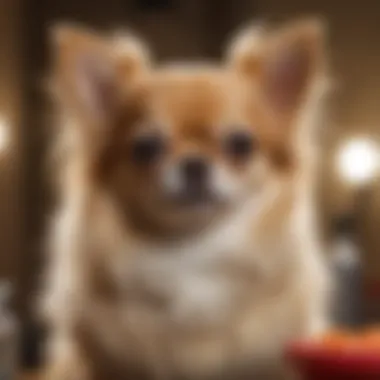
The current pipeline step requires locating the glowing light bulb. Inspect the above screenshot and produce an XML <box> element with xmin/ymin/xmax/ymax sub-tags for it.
<box><xmin>0</xmin><ymin>117</ymin><xmax>10</xmax><ymax>153</ymax></box>
<box><xmin>336</xmin><ymin>138</ymin><xmax>379</xmax><ymax>185</ymax></box>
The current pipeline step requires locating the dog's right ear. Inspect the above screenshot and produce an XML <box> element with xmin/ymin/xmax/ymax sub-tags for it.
<box><xmin>50</xmin><ymin>24</ymin><xmax>150</xmax><ymax>128</ymax></box>
<box><xmin>226</xmin><ymin>19</ymin><xmax>326</xmax><ymax>125</ymax></box>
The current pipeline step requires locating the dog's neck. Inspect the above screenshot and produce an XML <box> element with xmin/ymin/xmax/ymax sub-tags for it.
<box><xmin>123</xmin><ymin>201</ymin><xmax>233</xmax><ymax>244</ymax></box>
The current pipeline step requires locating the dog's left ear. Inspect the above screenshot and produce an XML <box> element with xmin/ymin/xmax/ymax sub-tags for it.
<box><xmin>50</xmin><ymin>25</ymin><xmax>150</xmax><ymax>129</ymax></box>
<box><xmin>226</xmin><ymin>19</ymin><xmax>326</xmax><ymax>122</ymax></box>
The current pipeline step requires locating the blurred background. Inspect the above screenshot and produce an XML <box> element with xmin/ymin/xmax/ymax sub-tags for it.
<box><xmin>0</xmin><ymin>0</ymin><xmax>380</xmax><ymax>374</ymax></box>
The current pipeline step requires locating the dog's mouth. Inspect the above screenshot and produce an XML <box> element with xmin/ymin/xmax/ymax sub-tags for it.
<box><xmin>168</xmin><ymin>187</ymin><xmax>222</xmax><ymax>208</ymax></box>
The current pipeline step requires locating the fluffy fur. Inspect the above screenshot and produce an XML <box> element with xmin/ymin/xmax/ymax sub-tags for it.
<box><xmin>42</xmin><ymin>19</ymin><xmax>331</xmax><ymax>380</ymax></box>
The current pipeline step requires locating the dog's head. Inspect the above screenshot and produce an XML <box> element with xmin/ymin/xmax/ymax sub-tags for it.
<box><xmin>52</xmin><ymin>20</ymin><xmax>326</xmax><ymax>237</ymax></box>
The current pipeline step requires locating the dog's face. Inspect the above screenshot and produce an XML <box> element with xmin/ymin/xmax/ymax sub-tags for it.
<box><xmin>53</xmin><ymin>21</ymin><xmax>324</xmax><ymax>236</ymax></box>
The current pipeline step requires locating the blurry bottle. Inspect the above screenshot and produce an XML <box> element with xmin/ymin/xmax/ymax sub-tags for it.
<box><xmin>0</xmin><ymin>282</ymin><xmax>18</xmax><ymax>379</ymax></box>
<box><xmin>330</xmin><ymin>215</ymin><xmax>363</xmax><ymax>328</ymax></box>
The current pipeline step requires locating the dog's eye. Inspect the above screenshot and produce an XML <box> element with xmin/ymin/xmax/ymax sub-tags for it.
<box><xmin>224</xmin><ymin>131</ymin><xmax>257</xmax><ymax>160</ymax></box>
<box><xmin>131</xmin><ymin>134</ymin><xmax>165</xmax><ymax>164</ymax></box>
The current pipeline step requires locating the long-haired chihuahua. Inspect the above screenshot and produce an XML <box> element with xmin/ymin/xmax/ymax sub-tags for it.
<box><xmin>42</xmin><ymin>18</ymin><xmax>331</xmax><ymax>380</ymax></box>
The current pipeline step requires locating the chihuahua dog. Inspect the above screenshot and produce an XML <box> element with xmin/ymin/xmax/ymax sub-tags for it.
<box><xmin>42</xmin><ymin>19</ymin><xmax>331</xmax><ymax>380</ymax></box>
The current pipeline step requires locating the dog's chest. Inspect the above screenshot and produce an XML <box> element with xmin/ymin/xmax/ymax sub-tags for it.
<box><xmin>119</xmin><ymin>213</ymin><xmax>254</xmax><ymax>326</ymax></box>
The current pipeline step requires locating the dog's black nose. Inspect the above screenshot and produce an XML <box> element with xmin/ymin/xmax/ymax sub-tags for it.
<box><xmin>181</xmin><ymin>157</ymin><xmax>209</xmax><ymax>186</ymax></box>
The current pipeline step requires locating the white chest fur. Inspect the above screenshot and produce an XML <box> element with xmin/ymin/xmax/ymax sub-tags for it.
<box><xmin>113</xmin><ymin>200</ymin><xmax>264</xmax><ymax>327</ymax></box>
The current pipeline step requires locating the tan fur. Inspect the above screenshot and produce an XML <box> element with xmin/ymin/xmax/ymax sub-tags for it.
<box><xmin>42</xmin><ymin>19</ymin><xmax>331</xmax><ymax>380</ymax></box>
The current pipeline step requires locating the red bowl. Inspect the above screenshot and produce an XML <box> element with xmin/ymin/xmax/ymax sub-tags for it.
<box><xmin>285</xmin><ymin>340</ymin><xmax>380</xmax><ymax>380</ymax></box>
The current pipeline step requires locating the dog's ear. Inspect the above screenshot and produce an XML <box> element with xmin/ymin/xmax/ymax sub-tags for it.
<box><xmin>50</xmin><ymin>25</ymin><xmax>150</xmax><ymax>128</ymax></box>
<box><xmin>226</xmin><ymin>19</ymin><xmax>325</xmax><ymax>122</ymax></box>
